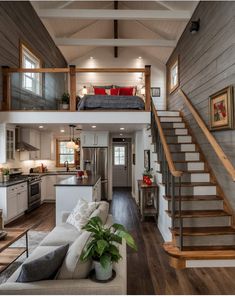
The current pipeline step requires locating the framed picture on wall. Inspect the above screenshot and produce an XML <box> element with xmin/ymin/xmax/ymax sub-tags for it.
<box><xmin>168</xmin><ymin>56</ymin><xmax>179</xmax><ymax>94</ymax></box>
<box><xmin>209</xmin><ymin>86</ymin><xmax>234</xmax><ymax>131</ymax></box>
<box><xmin>151</xmin><ymin>87</ymin><xmax>161</xmax><ymax>97</ymax></box>
<box><xmin>144</xmin><ymin>150</ymin><xmax>150</xmax><ymax>171</ymax></box>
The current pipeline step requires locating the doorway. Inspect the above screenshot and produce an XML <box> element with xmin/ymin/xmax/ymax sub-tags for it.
<box><xmin>112</xmin><ymin>138</ymin><xmax>132</xmax><ymax>188</ymax></box>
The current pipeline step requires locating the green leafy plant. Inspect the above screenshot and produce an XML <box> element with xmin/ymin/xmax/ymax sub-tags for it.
<box><xmin>143</xmin><ymin>168</ymin><xmax>153</xmax><ymax>178</ymax></box>
<box><xmin>61</xmin><ymin>92</ymin><xmax>70</xmax><ymax>104</ymax></box>
<box><xmin>80</xmin><ymin>216</ymin><xmax>137</xmax><ymax>268</ymax></box>
<box><xmin>2</xmin><ymin>168</ymin><xmax>9</xmax><ymax>176</ymax></box>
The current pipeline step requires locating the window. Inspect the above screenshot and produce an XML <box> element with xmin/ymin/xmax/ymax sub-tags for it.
<box><xmin>114</xmin><ymin>146</ymin><xmax>125</xmax><ymax>165</ymax></box>
<box><xmin>169</xmin><ymin>56</ymin><xmax>179</xmax><ymax>94</ymax></box>
<box><xmin>56</xmin><ymin>140</ymin><xmax>77</xmax><ymax>167</ymax></box>
<box><xmin>20</xmin><ymin>43</ymin><xmax>42</xmax><ymax>95</ymax></box>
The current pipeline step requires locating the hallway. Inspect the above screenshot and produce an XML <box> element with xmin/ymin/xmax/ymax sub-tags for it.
<box><xmin>111</xmin><ymin>188</ymin><xmax>235</xmax><ymax>295</ymax></box>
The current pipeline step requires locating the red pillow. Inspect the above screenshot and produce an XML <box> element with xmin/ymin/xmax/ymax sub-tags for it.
<box><xmin>94</xmin><ymin>88</ymin><xmax>106</xmax><ymax>95</ymax></box>
<box><xmin>119</xmin><ymin>87</ymin><xmax>134</xmax><ymax>96</ymax></box>
<box><xmin>110</xmin><ymin>88</ymin><xmax>119</xmax><ymax>95</ymax></box>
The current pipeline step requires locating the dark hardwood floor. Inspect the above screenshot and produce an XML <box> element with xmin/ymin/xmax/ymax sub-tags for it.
<box><xmin>6</xmin><ymin>189</ymin><xmax>235</xmax><ymax>295</ymax></box>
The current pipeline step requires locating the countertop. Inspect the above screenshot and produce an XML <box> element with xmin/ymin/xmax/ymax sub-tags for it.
<box><xmin>0</xmin><ymin>179</ymin><xmax>28</xmax><ymax>188</ymax></box>
<box><xmin>54</xmin><ymin>175</ymin><xmax>101</xmax><ymax>187</ymax></box>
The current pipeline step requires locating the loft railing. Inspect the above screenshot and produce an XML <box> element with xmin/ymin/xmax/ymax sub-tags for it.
<box><xmin>1</xmin><ymin>65</ymin><xmax>151</xmax><ymax>112</ymax></box>
<box><xmin>151</xmin><ymin>101</ymin><xmax>184</xmax><ymax>250</ymax></box>
<box><xmin>179</xmin><ymin>89</ymin><xmax>235</xmax><ymax>182</ymax></box>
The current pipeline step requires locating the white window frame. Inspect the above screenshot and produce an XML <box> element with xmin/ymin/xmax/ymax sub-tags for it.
<box><xmin>114</xmin><ymin>145</ymin><xmax>126</xmax><ymax>166</ymax></box>
<box><xmin>21</xmin><ymin>44</ymin><xmax>42</xmax><ymax>96</ymax></box>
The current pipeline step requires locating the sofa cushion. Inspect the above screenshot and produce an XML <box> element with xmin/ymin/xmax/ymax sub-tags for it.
<box><xmin>66</xmin><ymin>199</ymin><xmax>98</xmax><ymax>231</ymax></box>
<box><xmin>57</xmin><ymin>231</ymin><xmax>92</xmax><ymax>280</ymax></box>
<box><xmin>16</xmin><ymin>245</ymin><xmax>69</xmax><ymax>283</ymax></box>
<box><xmin>40</xmin><ymin>223</ymin><xmax>81</xmax><ymax>247</ymax></box>
<box><xmin>90</xmin><ymin>201</ymin><xmax>109</xmax><ymax>224</ymax></box>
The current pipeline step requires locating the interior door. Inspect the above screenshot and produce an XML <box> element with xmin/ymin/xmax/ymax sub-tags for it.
<box><xmin>112</xmin><ymin>144</ymin><xmax>128</xmax><ymax>187</ymax></box>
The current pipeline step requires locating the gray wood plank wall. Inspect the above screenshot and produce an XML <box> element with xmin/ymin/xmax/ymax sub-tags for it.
<box><xmin>167</xmin><ymin>2</ymin><xmax>235</xmax><ymax>209</ymax></box>
<box><xmin>0</xmin><ymin>1</ymin><xmax>67</xmax><ymax>105</ymax></box>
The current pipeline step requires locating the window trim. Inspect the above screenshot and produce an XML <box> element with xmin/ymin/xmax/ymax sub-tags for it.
<box><xmin>56</xmin><ymin>139</ymin><xmax>78</xmax><ymax>167</ymax></box>
<box><xmin>113</xmin><ymin>145</ymin><xmax>126</xmax><ymax>166</ymax></box>
<box><xmin>19</xmin><ymin>40</ymin><xmax>43</xmax><ymax>96</ymax></box>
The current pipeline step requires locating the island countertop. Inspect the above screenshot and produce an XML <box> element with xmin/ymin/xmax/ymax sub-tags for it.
<box><xmin>54</xmin><ymin>175</ymin><xmax>101</xmax><ymax>187</ymax></box>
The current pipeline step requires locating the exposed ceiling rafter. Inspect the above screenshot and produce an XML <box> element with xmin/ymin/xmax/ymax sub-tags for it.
<box><xmin>55</xmin><ymin>38</ymin><xmax>177</xmax><ymax>47</ymax></box>
<box><xmin>37</xmin><ymin>9</ymin><xmax>191</xmax><ymax>21</ymax></box>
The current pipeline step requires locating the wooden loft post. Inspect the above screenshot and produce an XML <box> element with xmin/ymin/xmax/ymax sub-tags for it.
<box><xmin>2</xmin><ymin>66</ymin><xmax>11</xmax><ymax>111</ymax></box>
<box><xmin>145</xmin><ymin>65</ymin><xmax>151</xmax><ymax>111</ymax></box>
<box><xmin>69</xmin><ymin>65</ymin><xmax>76</xmax><ymax>111</ymax></box>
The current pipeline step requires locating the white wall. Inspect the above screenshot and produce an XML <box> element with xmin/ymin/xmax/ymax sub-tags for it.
<box><xmin>71</xmin><ymin>47</ymin><xmax>166</xmax><ymax>110</ymax></box>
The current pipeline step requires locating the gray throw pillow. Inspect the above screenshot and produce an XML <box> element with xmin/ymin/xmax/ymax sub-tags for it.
<box><xmin>16</xmin><ymin>244</ymin><xmax>69</xmax><ymax>283</ymax></box>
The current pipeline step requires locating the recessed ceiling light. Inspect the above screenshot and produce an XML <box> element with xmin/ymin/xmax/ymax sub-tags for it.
<box><xmin>90</xmin><ymin>56</ymin><xmax>94</xmax><ymax>60</ymax></box>
<box><xmin>120</xmin><ymin>133</ymin><xmax>123</xmax><ymax>136</ymax></box>
<box><xmin>60</xmin><ymin>129</ymin><xmax>65</xmax><ymax>133</ymax></box>
<box><xmin>92</xmin><ymin>125</ymin><xmax>96</xmax><ymax>128</ymax></box>
<box><xmin>138</xmin><ymin>56</ymin><xmax>142</xmax><ymax>59</ymax></box>
<box><xmin>39</xmin><ymin>125</ymin><xmax>44</xmax><ymax>129</ymax></box>
<box><xmin>120</xmin><ymin>127</ymin><xmax>125</xmax><ymax>130</ymax></box>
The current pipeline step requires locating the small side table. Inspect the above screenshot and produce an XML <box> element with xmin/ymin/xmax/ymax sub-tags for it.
<box><xmin>137</xmin><ymin>180</ymin><xmax>159</xmax><ymax>222</ymax></box>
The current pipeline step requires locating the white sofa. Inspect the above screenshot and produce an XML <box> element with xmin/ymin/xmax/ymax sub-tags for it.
<box><xmin>0</xmin><ymin>202</ymin><xmax>127</xmax><ymax>295</ymax></box>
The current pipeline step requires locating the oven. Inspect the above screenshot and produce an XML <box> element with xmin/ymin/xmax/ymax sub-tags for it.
<box><xmin>28</xmin><ymin>177</ymin><xmax>41</xmax><ymax>212</ymax></box>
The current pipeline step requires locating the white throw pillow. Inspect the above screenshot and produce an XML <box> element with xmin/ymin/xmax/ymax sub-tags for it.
<box><xmin>66</xmin><ymin>199</ymin><xmax>97</xmax><ymax>231</ymax></box>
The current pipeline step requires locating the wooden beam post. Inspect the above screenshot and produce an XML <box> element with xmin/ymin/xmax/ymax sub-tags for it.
<box><xmin>2</xmin><ymin>66</ymin><xmax>11</xmax><ymax>111</ymax></box>
<box><xmin>114</xmin><ymin>1</ymin><xmax>118</xmax><ymax>58</ymax></box>
<box><xmin>145</xmin><ymin>65</ymin><xmax>151</xmax><ymax>111</ymax></box>
<box><xmin>69</xmin><ymin>65</ymin><xmax>76</xmax><ymax>111</ymax></box>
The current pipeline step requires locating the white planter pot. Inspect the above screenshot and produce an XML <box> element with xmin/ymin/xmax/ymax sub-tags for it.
<box><xmin>94</xmin><ymin>261</ymin><xmax>112</xmax><ymax>281</ymax></box>
<box><xmin>60</xmin><ymin>104</ymin><xmax>69</xmax><ymax>110</ymax></box>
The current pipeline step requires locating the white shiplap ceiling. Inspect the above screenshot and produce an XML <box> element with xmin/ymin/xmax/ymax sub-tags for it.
<box><xmin>32</xmin><ymin>1</ymin><xmax>198</xmax><ymax>64</ymax></box>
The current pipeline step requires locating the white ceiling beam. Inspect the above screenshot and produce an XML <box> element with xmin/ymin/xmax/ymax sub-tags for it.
<box><xmin>37</xmin><ymin>9</ymin><xmax>191</xmax><ymax>21</ymax></box>
<box><xmin>55</xmin><ymin>38</ymin><xmax>176</xmax><ymax>47</ymax></box>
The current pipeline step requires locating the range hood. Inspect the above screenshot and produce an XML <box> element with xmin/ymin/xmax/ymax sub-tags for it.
<box><xmin>15</xmin><ymin>127</ymin><xmax>39</xmax><ymax>152</ymax></box>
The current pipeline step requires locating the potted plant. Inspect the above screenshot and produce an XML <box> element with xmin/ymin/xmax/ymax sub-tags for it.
<box><xmin>61</xmin><ymin>92</ymin><xmax>70</xmax><ymax>110</ymax></box>
<box><xmin>143</xmin><ymin>168</ymin><xmax>153</xmax><ymax>185</ymax></box>
<box><xmin>80</xmin><ymin>216</ymin><xmax>137</xmax><ymax>281</ymax></box>
<box><xmin>2</xmin><ymin>168</ymin><xmax>10</xmax><ymax>182</ymax></box>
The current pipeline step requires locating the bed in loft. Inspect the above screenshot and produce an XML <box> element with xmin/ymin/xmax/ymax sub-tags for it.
<box><xmin>76</xmin><ymin>66</ymin><xmax>151</xmax><ymax>111</ymax></box>
<box><xmin>77</xmin><ymin>86</ymin><xmax>145</xmax><ymax>110</ymax></box>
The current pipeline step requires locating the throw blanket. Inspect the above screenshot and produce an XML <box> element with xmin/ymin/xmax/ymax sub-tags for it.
<box><xmin>77</xmin><ymin>95</ymin><xmax>145</xmax><ymax>110</ymax></box>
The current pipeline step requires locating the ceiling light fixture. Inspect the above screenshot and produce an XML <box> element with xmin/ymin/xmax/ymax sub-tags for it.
<box><xmin>92</xmin><ymin>125</ymin><xmax>96</xmax><ymax>128</ymax></box>
<box><xmin>60</xmin><ymin>129</ymin><xmax>65</xmax><ymax>133</ymax></box>
<box><xmin>190</xmin><ymin>19</ymin><xmax>200</xmax><ymax>34</ymax></box>
<box><xmin>90</xmin><ymin>56</ymin><xmax>94</xmax><ymax>60</ymax></box>
<box><xmin>120</xmin><ymin>133</ymin><xmax>123</xmax><ymax>136</ymax></box>
<box><xmin>120</xmin><ymin>127</ymin><xmax>125</xmax><ymax>130</ymax></box>
<box><xmin>138</xmin><ymin>56</ymin><xmax>142</xmax><ymax>59</ymax></box>
<box><xmin>66</xmin><ymin>125</ymin><xmax>76</xmax><ymax>149</ymax></box>
<box><xmin>39</xmin><ymin>125</ymin><xmax>44</xmax><ymax>129</ymax></box>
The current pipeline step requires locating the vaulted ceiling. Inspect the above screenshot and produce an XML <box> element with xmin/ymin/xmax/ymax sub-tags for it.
<box><xmin>32</xmin><ymin>1</ymin><xmax>198</xmax><ymax>64</ymax></box>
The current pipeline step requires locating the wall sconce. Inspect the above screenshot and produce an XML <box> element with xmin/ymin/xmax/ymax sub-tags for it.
<box><xmin>82</xmin><ymin>86</ymin><xmax>88</xmax><ymax>96</ymax></box>
<box><xmin>190</xmin><ymin>19</ymin><xmax>200</xmax><ymax>34</ymax></box>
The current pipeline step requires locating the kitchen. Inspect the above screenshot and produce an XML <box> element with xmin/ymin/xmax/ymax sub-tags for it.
<box><xmin>0</xmin><ymin>123</ymin><xmax>110</xmax><ymax>225</ymax></box>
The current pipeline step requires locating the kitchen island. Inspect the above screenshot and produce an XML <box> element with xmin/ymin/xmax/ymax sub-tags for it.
<box><xmin>55</xmin><ymin>175</ymin><xmax>101</xmax><ymax>225</ymax></box>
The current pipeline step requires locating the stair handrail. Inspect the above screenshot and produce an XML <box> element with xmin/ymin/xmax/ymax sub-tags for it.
<box><xmin>152</xmin><ymin>104</ymin><xmax>183</xmax><ymax>178</ymax></box>
<box><xmin>179</xmin><ymin>89</ymin><xmax>235</xmax><ymax>182</ymax></box>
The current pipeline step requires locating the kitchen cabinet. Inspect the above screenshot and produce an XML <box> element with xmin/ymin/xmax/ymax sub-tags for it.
<box><xmin>0</xmin><ymin>124</ymin><xmax>15</xmax><ymax>164</ymax></box>
<box><xmin>0</xmin><ymin>182</ymin><xmax>28</xmax><ymax>224</ymax></box>
<box><xmin>40</xmin><ymin>132</ymin><xmax>54</xmax><ymax>160</ymax></box>
<box><xmin>81</xmin><ymin>132</ymin><xmax>109</xmax><ymax>147</ymax></box>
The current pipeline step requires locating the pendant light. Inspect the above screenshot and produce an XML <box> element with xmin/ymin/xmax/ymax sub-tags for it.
<box><xmin>67</xmin><ymin>125</ymin><xmax>76</xmax><ymax>149</ymax></box>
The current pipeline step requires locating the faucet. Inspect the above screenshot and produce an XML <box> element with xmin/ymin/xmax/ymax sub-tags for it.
<box><xmin>64</xmin><ymin>161</ymin><xmax>69</xmax><ymax>172</ymax></box>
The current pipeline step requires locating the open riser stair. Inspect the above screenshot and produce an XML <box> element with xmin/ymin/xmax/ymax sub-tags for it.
<box><xmin>149</xmin><ymin>108</ymin><xmax>235</xmax><ymax>267</ymax></box>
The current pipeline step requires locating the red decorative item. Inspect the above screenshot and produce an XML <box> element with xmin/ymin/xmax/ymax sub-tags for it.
<box><xmin>145</xmin><ymin>178</ymin><xmax>152</xmax><ymax>186</ymax></box>
<box><xmin>94</xmin><ymin>88</ymin><xmax>106</xmax><ymax>95</ymax></box>
<box><xmin>119</xmin><ymin>87</ymin><xmax>134</xmax><ymax>96</ymax></box>
<box><xmin>110</xmin><ymin>88</ymin><xmax>120</xmax><ymax>95</ymax></box>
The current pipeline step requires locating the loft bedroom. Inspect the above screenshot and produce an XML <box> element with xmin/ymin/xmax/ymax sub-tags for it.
<box><xmin>0</xmin><ymin>0</ymin><xmax>197</xmax><ymax>120</ymax></box>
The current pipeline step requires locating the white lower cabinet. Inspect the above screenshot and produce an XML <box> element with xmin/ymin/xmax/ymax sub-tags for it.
<box><xmin>0</xmin><ymin>182</ymin><xmax>28</xmax><ymax>224</ymax></box>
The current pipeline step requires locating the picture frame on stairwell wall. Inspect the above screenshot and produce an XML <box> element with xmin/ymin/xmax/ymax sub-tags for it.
<box><xmin>168</xmin><ymin>55</ymin><xmax>180</xmax><ymax>94</ymax></box>
<box><xmin>151</xmin><ymin>87</ymin><xmax>161</xmax><ymax>97</ymax></box>
<box><xmin>144</xmin><ymin>150</ymin><xmax>150</xmax><ymax>171</ymax></box>
<box><xmin>209</xmin><ymin>86</ymin><xmax>234</xmax><ymax>131</ymax></box>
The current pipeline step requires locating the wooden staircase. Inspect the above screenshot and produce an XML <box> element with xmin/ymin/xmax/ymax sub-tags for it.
<box><xmin>151</xmin><ymin>110</ymin><xmax>235</xmax><ymax>268</ymax></box>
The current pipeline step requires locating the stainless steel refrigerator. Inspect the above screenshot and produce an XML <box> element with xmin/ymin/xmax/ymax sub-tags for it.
<box><xmin>83</xmin><ymin>147</ymin><xmax>108</xmax><ymax>200</ymax></box>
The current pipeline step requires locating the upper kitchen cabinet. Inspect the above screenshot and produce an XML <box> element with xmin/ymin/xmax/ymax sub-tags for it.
<box><xmin>81</xmin><ymin>132</ymin><xmax>109</xmax><ymax>147</ymax></box>
<box><xmin>0</xmin><ymin>124</ymin><xmax>15</xmax><ymax>164</ymax></box>
<box><xmin>40</xmin><ymin>132</ymin><xmax>54</xmax><ymax>160</ymax></box>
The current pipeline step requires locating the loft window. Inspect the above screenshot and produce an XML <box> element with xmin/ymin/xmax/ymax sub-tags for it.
<box><xmin>114</xmin><ymin>146</ymin><xmax>126</xmax><ymax>165</ymax></box>
<box><xmin>56</xmin><ymin>140</ymin><xmax>77</xmax><ymax>167</ymax></box>
<box><xmin>20</xmin><ymin>43</ymin><xmax>42</xmax><ymax>96</ymax></box>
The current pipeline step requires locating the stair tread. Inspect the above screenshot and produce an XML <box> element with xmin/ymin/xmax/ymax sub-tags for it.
<box><xmin>163</xmin><ymin>127</ymin><xmax>187</xmax><ymax>130</ymax></box>
<box><xmin>170</xmin><ymin>226</ymin><xmax>235</xmax><ymax>236</ymax></box>
<box><xmin>166</xmin><ymin>209</ymin><xmax>231</xmax><ymax>218</ymax></box>
<box><xmin>167</xmin><ymin>142</ymin><xmax>194</xmax><ymax>145</ymax></box>
<box><xmin>157</xmin><ymin>170</ymin><xmax>209</xmax><ymax>174</ymax></box>
<box><xmin>173</xmin><ymin>160</ymin><xmax>203</xmax><ymax>163</ymax></box>
<box><xmin>164</xmin><ymin>195</ymin><xmax>223</xmax><ymax>201</ymax></box>
<box><xmin>173</xmin><ymin>182</ymin><xmax>215</xmax><ymax>186</ymax></box>
<box><xmin>164</xmin><ymin>242</ymin><xmax>235</xmax><ymax>260</ymax></box>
